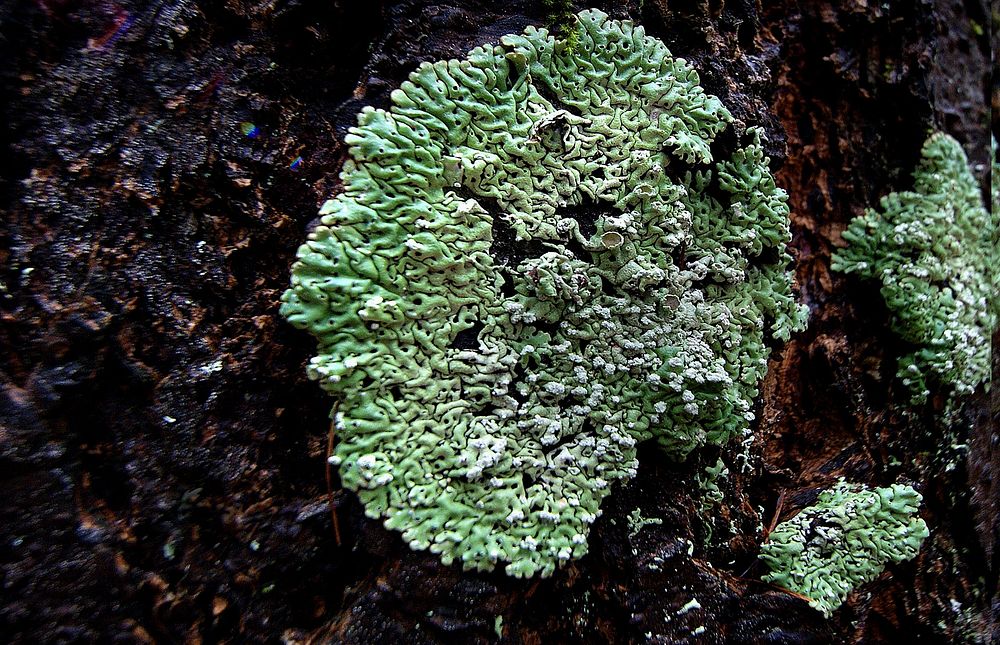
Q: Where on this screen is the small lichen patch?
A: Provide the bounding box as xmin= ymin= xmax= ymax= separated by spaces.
xmin=991 ymin=136 xmax=999 ymax=316
xmin=695 ymin=457 xmax=730 ymax=543
xmin=628 ymin=507 xmax=664 ymax=540
xmin=677 ymin=597 xmax=702 ymax=614
xmin=282 ymin=9 xmax=806 ymax=577
xmin=759 ymin=482 xmax=929 ymax=617
xmin=832 ymin=133 xmax=998 ymax=413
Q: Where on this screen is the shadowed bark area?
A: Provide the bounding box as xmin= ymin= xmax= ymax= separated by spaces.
xmin=0 ymin=0 xmax=994 ymax=642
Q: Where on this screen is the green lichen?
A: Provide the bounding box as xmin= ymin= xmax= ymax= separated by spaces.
xmin=627 ymin=507 xmax=663 ymax=539
xmin=282 ymin=9 xmax=806 ymax=577
xmin=991 ymin=136 xmax=999 ymax=317
xmin=695 ymin=457 xmax=730 ymax=543
xmin=992 ymin=136 xmax=998 ymax=212
xmin=542 ymin=0 xmax=579 ymax=51
xmin=697 ymin=457 xmax=728 ymax=505
xmin=759 ymin=482 xmax=929 ymax=617
xmin=832 ymin=133 xmax=997 ymax=413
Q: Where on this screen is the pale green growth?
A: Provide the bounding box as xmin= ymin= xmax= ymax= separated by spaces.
xmin=759 ymin=482 xmax=929 ymax=617
xmin=697 ymin=457 xmax=728 ymax=506
xmin=992 ymin=136 xmax=999 ymax=213
xmin=282 ymin=9 xmax=806 ymax=577
xmin=627 ymin=507 xmax=663 ymax=539
xmin=991 ymin=136 xmax=999 ymax=320
xmin=832 ymin=133 xmax=997 ymax=411
xmin=695 ymin=457 xmax=730 ymax=543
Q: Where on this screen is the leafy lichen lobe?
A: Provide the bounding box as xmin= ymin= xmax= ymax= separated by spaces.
xmin=282 ymin=9 xmax=806 ymax=577
xmin=759 ymin=482 xmax=929 ymax=617
xmin=833 ymin=133 xmax=997 ymax=412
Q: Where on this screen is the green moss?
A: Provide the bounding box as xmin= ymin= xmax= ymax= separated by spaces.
xmin=282 ymin=9 xmax=806 ymax=577
xmin=832 ymin=133 xmax=997 ymax=413
xmin=542 ymin=0 xmax=579 ymax=51
xmin=759 ymin=482 xmax=929 ymax=617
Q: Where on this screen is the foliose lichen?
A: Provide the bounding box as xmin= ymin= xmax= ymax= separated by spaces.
xmin=281 ymin=9 xmax=807 ymax=577
xmin=759 ymin=482 xmax=929 ymax=617
xmin=695 ymin=457 xmax=730 ymax=543
xmin=991 ymin=136 xmax=999 ymax=314
xmin=831 ymin=133 xmax=997 ymax=412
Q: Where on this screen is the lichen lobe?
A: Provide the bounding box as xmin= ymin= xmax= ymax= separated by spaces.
xmin=833 ymin=132 xmax=997 ymax=414
xmin=282 ymin=9 xmax=806 ymax=577
xmin=759 ymin=482 xmax=929 ymax=617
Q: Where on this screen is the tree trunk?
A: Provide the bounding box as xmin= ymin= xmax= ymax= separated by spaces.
xmin=0 ymin=0 xmax=995 ymax=642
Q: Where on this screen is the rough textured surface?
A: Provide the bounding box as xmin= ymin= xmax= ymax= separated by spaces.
xmin=0 ymin=0 xmax=994 ymax=642
xmin=832 ymin=133 xmax=996 ymax=414
xmin=760 ymin=0 xmax=996 ymax=640
xmin=760 ymin=482 xmax=929 ymax=617
xmin=283 ymin=9 xmax=805 ymax=578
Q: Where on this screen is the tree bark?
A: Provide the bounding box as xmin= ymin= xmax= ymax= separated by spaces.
xmin=0 ymin=0 xmax=994 ymax=642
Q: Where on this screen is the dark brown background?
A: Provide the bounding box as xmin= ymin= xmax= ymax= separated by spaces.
xmin=1 ymin=0 xmax=996 ymax=642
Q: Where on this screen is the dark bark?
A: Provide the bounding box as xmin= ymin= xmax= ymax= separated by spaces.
xmin=0 ymin=0 xmax=994 ymax=642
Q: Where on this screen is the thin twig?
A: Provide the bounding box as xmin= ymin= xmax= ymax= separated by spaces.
xmin=740 ymin=489 xmax=787 ymax=577
xmin=764 ymin=489 xmax=786 ymax=540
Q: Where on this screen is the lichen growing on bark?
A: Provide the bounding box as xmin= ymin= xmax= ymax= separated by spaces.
xmin=281 ymin=9 xmax=806 ymax=577
xmin=991 ymin=136 xmax=999 ymax=316
xmin=759 ymin=482 xmax=929 ymax=617
xmin=832 ymin=133 xmax=997 ymax=413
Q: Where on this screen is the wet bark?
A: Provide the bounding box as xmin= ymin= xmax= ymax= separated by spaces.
xmin=0 ymin=0 xmax=995 ymax=642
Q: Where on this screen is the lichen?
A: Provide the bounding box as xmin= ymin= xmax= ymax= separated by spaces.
xmin=832 ymin=133 xmax=997 ymax=413
xmin=627 ymin=507 xmax=663 ymax=539
xmin=991 ymin=136 xmax=999 ymax=317
xmin=759 ymin=482 xmax=929 ymax=617
xmin=282 ymin=9 xmax=806 ymax=577
xmin=695 ymin=457 xmax=730 ymax=543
